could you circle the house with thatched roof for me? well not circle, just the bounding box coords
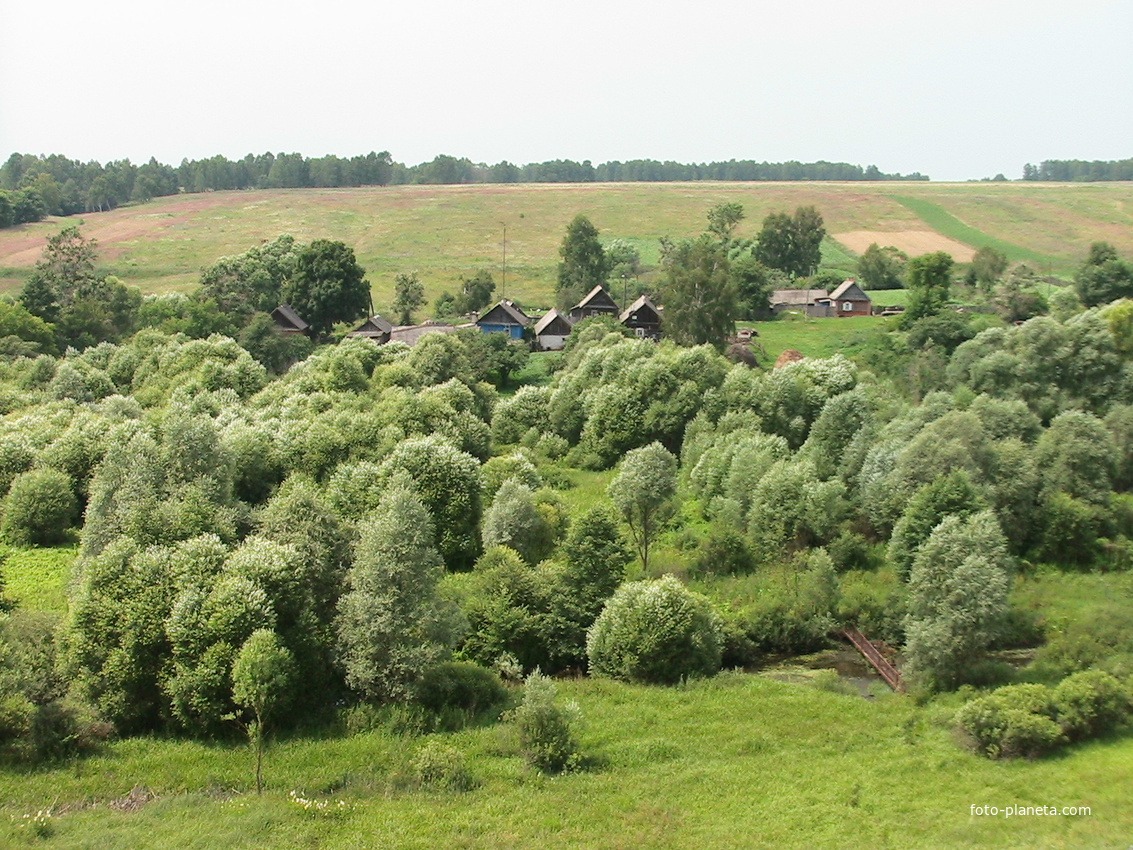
[271,304,313,337]
[348,314,394,343]
[477,299,531,339]
[569,285,620,322]
[620,295,662,340]
[533,308,573,351]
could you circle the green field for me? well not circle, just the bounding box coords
[1,181,1130,312]
[1,670,1129,849]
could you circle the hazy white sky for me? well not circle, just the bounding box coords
[2,0,1130,181]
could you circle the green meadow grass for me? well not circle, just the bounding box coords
[747,315,893,364]
[889,195,1061,268]
[1,672,1128,848]
[1,546,76,614]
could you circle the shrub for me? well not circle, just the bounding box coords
[509,670,580,773]
[415,662,508,715]
[587,575,722,685]
[410,740,478,791]
[1052,669,1133,741]
[955,683,1063,759]
[1,468,78,546]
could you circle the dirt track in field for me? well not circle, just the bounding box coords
[833,230,976,262]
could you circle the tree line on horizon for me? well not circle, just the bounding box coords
[1022,159,1133,182]
[0,151,929,229]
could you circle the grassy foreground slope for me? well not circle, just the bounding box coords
[0,182,1130,310]
[2,673,1128,849]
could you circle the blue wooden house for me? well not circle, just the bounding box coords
[476,299,531,339]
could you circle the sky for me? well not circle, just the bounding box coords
[1,0,1130,182]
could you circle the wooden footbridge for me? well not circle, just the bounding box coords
[842,627,905,692]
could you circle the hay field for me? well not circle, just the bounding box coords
[0,181,1130,311]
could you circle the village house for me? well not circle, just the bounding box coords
[347,314,394,344]
[619,294,662,340]
[569,285,620,322]
[271,304,314,337]
[476,299,531,339]
[533,308,574,351]
[818,279,873,317]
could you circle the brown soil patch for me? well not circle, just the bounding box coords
[775,349,805,368]
[833,230,976,262]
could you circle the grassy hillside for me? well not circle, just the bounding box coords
[0,182,1130,313]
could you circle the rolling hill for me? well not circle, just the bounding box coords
[1,181,1130,313]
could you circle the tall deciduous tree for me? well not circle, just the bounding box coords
[660,235,737,350]
[903,511,1013,690]
[969,246,1009,290]
[336,484,450,702]
[857,243,907,290]
[901,251,955,325]
[607,442,678,572]
[392,272,425,324]
[557,215,609,310]
[283,239,370,336]
[754,206,826,278]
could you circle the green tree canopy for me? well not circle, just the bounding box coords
[283,239,371,336]
[754,206,826,278]
[557,215,609,309]
[660,235,736,350]
[607,442,678,571]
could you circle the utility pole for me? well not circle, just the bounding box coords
[501,223,507,299]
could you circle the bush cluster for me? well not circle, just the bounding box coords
[955,670,1133,759]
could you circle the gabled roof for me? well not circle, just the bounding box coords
[271,304,310,332]
[771,289,829,306]
[351,314,393,335]
[534,308,573,336]
[478,299,531,326]
[572,284,619,312]
[620,295,661,324]
[828,280,871,302]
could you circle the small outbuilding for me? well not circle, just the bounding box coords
[569,285,620,322]
[477,299,531,339]
[533,308,574,351]
[620,295,662,340]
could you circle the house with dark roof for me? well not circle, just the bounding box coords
[533,308,574,351]
[569,285,620,322]
[477,299,531,339]
[818,280,873,317]
[271,304,313,337]
[348,314,394,343]
[620,295,662,340]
